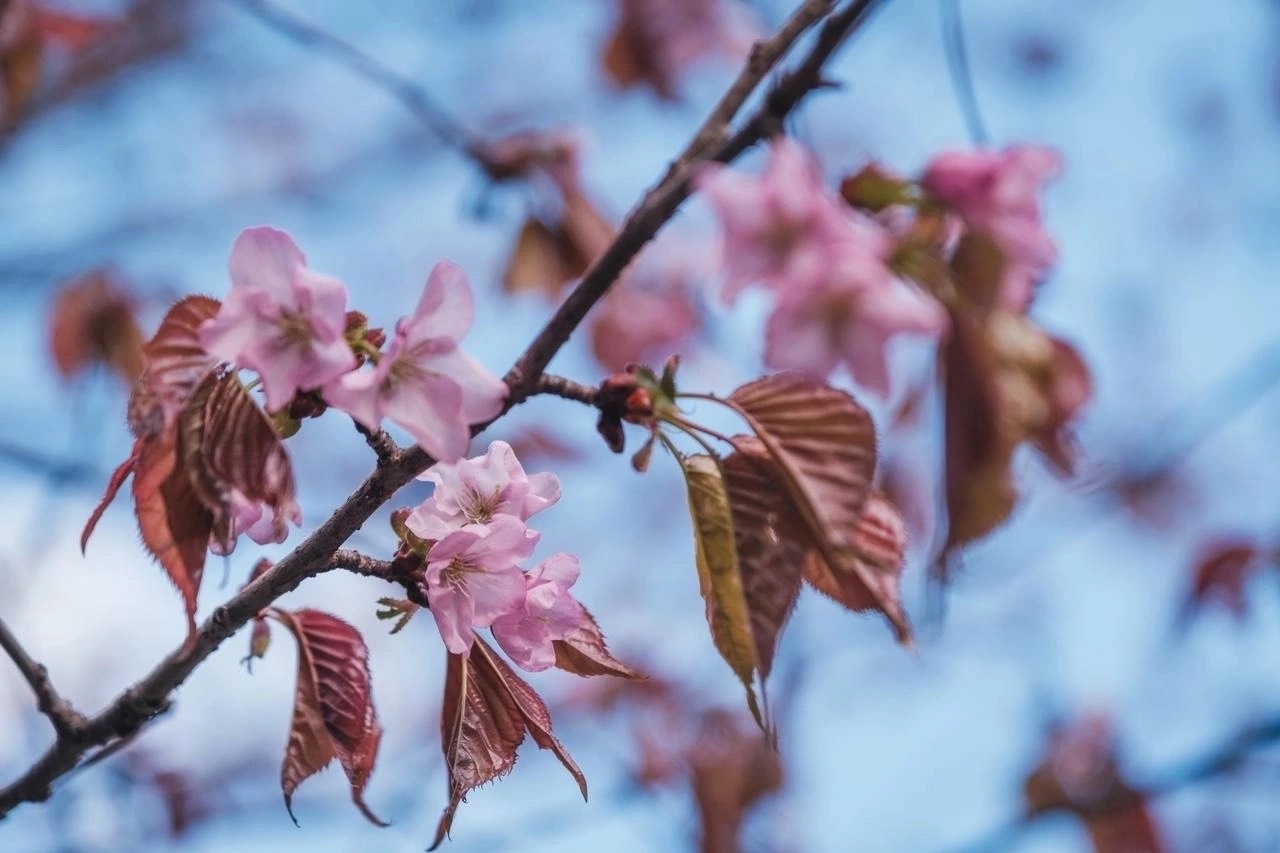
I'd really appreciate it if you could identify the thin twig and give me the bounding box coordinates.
[534,374,600,408]
[505,0,888,400]
[329,550,393,579]
[225,0,484,159]
[0,0,891,816]
[0,619,84,737]
[353,422,400,465]
[939,0,988,144]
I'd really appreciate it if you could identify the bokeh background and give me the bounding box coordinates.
[1,0,1279,850]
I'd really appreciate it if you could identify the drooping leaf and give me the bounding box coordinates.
[802,492,908,623]
[127,295,220,439]
[30,6,117,52]
[0,2,42,132]
[678,454,761,724]
[940,310,1017,556]
[132,430,212,638]
[720,441,805,679]
[502,217,577,298]
[552,606,645,680]
[182,371,299,551]
[275,608,385,827]
[81,439,141,552]
[1023,715,1165,853]
[48,270,144,384]
[433,635,585,849]
[688,709,785,853]
[725,374,909,641]
[1180,539,1264,623]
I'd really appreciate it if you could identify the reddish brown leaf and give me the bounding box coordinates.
[132,429,212,638]
[559,184,614,275]
[1183,539,1263,620]
[30,6,116,52]
[1023,715,1165,853]
[688,709,784,853]
[553,606,645,680]
[941,310,1017,554]
[0,1,42,132]
[720,442,805,679]
[182,371,299,551]
[80,439,140,552]
[127,295,220,438]
[48,270,144,384]
[1032,336,1092,476]
[275,608,385,827]
[433,635,586,849]
[725,374,909,641]
[501,217,577,298]
[803,492,908,621]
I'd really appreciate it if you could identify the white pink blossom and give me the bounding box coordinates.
[324,261,507,463]
[491,554,588,672]
[198,227,357,411]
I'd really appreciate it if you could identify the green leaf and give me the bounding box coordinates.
[678,453,762,725]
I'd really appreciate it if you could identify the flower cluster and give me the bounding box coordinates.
[405,440,588,671]
[698,139,946,397]
[199,227,506,463]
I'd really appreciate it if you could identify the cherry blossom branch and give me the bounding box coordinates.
[0,618,84,737]
[0,0,890,818]
[504,0,888,399]
[224,0,485,160]
[534,374,600,408]
[327,550,393,580]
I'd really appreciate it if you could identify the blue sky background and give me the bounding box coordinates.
[1,0,1279,850]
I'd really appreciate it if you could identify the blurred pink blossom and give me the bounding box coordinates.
[424,516,537,654]
[492,553,588,672]
[764,270,946,397]
[199,227,356,411]
[922,145,1062,311]
[697,138,857,302]
[325,261,507,462]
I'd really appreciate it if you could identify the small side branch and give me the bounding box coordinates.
[534,374,600,408]
[0,619,84,737]
[329,550,393,579]
[353,421,401,465]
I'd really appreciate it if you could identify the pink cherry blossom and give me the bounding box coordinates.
[423,515,537,655]
[198,227,357,411]
[208,488,301,556]
[491,553,587,672]
[324,261,507,463]
[406,440,560,540]
[921,145,1062,312]
[697,138,857,302]
[763,225,946,397]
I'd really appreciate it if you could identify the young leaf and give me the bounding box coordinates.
[48,270,144,385]
[127,295,221,438]
[725,374,910,642]
[433,635,585,849]
[182,371,299,550]
[275,608,385,827]
[81,439,141,552]
[678,454,762,724]
[721,442,805,679]
[802,493,909,623]
[132,431,213,638]
[552,605,645,680]
[941,311,1017,554]
[0,3,42,132]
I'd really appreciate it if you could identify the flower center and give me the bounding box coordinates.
[460,488,500,524]
[441,556,478,588]
[277,312,314,347]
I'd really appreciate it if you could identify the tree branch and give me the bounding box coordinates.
[0,0,891,817]
[0,619,84,737]
[504,0,888,400]
[534,374,600,408]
